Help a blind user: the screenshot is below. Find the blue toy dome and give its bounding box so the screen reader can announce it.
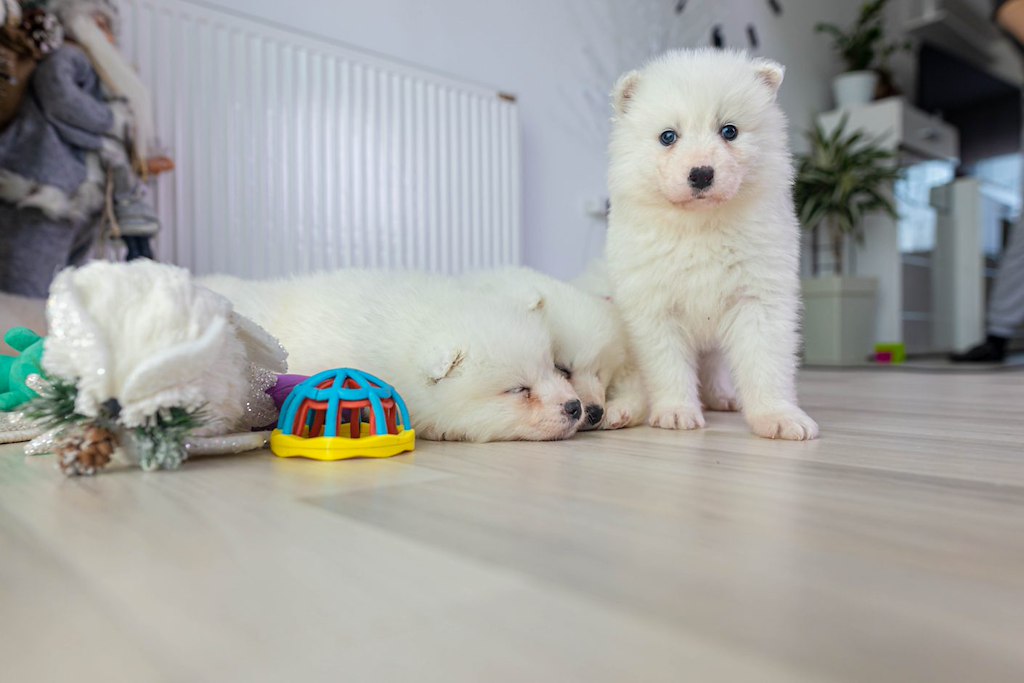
[277,368,411,439]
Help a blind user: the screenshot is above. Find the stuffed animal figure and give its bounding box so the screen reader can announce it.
[1,260,288,475]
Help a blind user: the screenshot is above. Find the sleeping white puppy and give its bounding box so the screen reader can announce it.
[465,266,647,430]
[201,269,584,442]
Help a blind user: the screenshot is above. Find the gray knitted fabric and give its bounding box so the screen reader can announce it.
[0,43,112,196]
[0,202,98,298]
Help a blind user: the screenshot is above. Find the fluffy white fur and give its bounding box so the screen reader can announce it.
[44,260,286,436]
[465,266,647,430]
[0,153,105,222]
[606,49,818,440]
[201,269,584,442]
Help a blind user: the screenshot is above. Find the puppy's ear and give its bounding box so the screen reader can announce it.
[753,58,784,99]
[611,70,641,117]
[228,310,288,373]
[526,288,544,312]
[427,347,466,383]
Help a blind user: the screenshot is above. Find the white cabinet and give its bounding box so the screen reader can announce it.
[817,97,959,345]
[930,178,986,352]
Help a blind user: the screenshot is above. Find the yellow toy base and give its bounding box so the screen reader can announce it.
[270,425,416,461]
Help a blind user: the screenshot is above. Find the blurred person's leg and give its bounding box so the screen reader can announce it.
[988,222,1024,338]
[952,221,1024,362]
[951,0,1024,363]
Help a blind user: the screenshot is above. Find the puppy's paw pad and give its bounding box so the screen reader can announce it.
[648,407,705,431]
[748,409,819,441]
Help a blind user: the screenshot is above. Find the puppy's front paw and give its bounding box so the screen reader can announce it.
[648,406,705,431]
[601,402,633,430]
[601,407,629,430]
[747,407,819,441]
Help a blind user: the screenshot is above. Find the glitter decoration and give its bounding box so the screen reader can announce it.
[25,426,63,455]
[44,272,111,418]
[244,364,280,430]
[24,373,51,395]
[0,409,44,444]
[184,431,270,456]
[0,410,32,432]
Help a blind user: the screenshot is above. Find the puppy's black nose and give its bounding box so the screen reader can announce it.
[563,399,582,422]
[585,404,604,426]
[688,165,715,191]
[102,398,122,418]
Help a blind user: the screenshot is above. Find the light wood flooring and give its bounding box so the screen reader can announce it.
[1,368,1023,682]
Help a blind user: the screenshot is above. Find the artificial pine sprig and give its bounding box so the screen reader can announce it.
[23,377,87,430]
[25,378,208,472]
[133,406,206,471]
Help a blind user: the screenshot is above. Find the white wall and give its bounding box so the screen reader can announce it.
[196,0,855,279]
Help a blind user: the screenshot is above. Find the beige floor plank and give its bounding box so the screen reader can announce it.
[1,369,1022,682]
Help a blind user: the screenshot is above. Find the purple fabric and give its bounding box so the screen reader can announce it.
[267,374,310,410]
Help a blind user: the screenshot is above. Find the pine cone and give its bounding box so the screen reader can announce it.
[56,424,117,476]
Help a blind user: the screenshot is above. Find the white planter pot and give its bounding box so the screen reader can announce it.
[801,276,878,366]
[831,70,879,108]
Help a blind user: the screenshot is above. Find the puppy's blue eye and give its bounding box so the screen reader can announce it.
[720,124,738,141]
[506,386,530,396]
[659,130,678,146]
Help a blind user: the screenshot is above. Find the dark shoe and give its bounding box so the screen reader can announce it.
[950,335,1008,363]
[124,236,154,261]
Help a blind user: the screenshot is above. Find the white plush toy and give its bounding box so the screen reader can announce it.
[1,260,287,475]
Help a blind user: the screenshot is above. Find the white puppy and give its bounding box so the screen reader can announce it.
[464,266,646,430]
[201,270,584,442]
[606,49,818,440]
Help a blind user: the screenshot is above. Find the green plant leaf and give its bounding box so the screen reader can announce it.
[819,0,898,72]
[793,114,902,267]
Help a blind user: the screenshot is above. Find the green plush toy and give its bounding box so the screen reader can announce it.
[0,327,46,411]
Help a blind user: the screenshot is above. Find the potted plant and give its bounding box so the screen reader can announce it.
[815,0,908,107]
[794,116,902,365]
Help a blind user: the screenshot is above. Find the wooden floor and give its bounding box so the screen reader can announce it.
[1,368,1023,682]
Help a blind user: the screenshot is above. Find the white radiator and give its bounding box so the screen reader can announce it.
[120,0,521,278]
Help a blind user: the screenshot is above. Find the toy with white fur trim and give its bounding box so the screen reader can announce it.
[0,260,288,474]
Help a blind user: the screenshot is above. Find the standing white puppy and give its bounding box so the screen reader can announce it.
[606,49,818,440]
